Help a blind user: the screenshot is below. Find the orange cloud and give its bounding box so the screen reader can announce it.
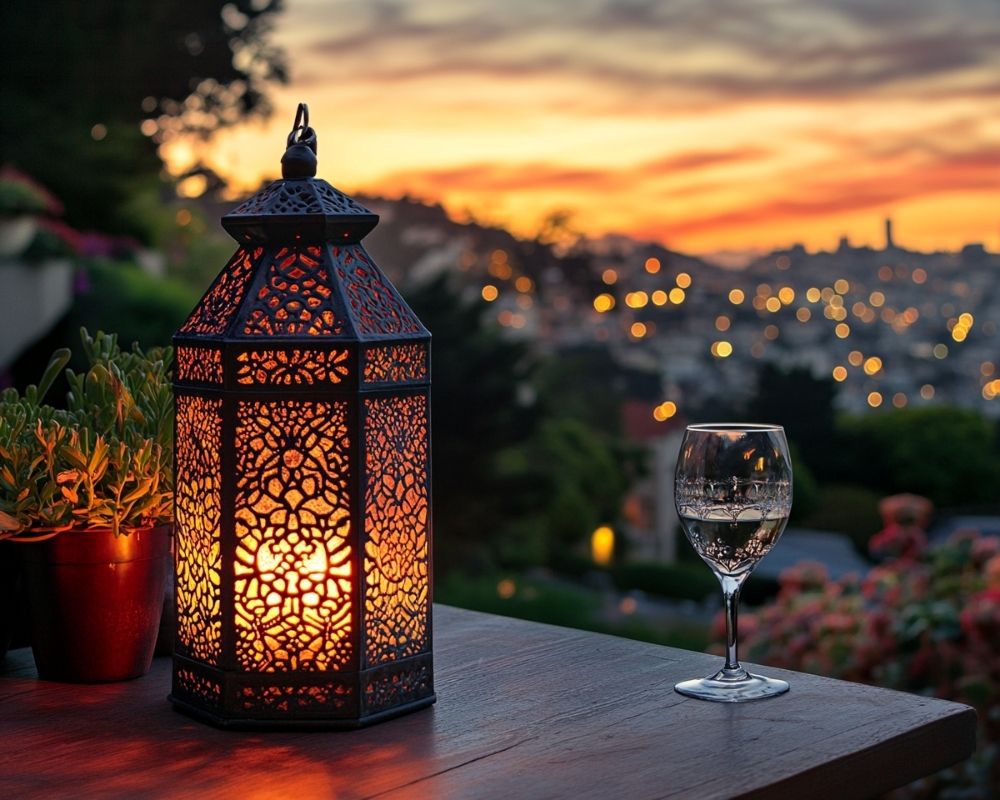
[632,146,1000,241]
[377,147,769,194]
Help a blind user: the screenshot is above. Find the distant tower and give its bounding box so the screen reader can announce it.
[885,217,894,250]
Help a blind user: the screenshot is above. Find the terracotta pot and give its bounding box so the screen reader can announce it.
[0,541,22,662]
[21,525,170,682]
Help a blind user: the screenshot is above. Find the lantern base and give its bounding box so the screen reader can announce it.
[169,652,435,729]
[168,691,436,730]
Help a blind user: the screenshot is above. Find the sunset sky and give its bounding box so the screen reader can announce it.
[163,0,1000,257]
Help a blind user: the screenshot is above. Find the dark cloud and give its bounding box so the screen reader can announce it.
[305,0,1000,104]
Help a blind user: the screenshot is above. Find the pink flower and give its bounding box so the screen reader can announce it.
[971,536,1000,567]
[778,560,829,595]
[820,612,856,633]
[870,523,927,561]
[986,554,1000,590]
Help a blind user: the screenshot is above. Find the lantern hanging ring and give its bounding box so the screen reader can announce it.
[287,102,317,152]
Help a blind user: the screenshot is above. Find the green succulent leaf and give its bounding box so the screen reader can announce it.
[36,348,71,402]
[0,328,174,539]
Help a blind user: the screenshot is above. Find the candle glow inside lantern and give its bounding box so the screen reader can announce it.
[170,105,434,727]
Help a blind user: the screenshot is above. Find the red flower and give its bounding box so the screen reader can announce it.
[986,553,1000,590]
[870,523,927,561]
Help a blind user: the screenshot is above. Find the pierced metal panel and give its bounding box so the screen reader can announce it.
[363,394,430,666]
[364,661,433,715]
[234,399,354,672]
[242,245,346,337]
[174,395,223,665]
[176,346,223,385]
[364,343,428,385]
[179,247,261,336]
[236,349,350,386]
[237,681,353,713]
[175,664,223,710]
[334,246,424,336]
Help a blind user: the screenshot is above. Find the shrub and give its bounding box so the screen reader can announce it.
[799,483,883,556]
[69,260,197,350]
[738,531,1000,796]
[611,561,721,603]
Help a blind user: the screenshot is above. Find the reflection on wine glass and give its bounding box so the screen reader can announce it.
[674,423,793,702]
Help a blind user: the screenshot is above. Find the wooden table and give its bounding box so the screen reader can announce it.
[0,605,976,799]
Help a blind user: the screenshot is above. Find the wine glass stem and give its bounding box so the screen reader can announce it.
[721,575,744,672]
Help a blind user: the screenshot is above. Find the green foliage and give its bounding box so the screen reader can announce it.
[799,484,883,555]
[497,417,634,564]
[599,618,710,651]
[609,561,718,602]
[534,345,654,436]
[402,276,637,574]
[746,362,839,479]
[436,570,711,650]
[168,215,238,287]
[436,571,602,630]
[402,275,540,572]
[69,260,198,350]
[115,179,184,249]
[22,225,77,261]
[0,174,50,216]
[0,330,173,538]
[787,441,820,523]
[549,548,776,605]
[840,406,1000,507]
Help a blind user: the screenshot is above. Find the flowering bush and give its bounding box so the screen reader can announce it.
[0,165,61,217]
[736,531,1000,797]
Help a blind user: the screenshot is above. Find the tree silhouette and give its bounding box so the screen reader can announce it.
[747,363,838,479]
[841,407,1000,508]
[0,0,287,236]
[402,275,541,572]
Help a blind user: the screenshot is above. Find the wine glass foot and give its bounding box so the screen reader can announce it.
[675,670,789,703]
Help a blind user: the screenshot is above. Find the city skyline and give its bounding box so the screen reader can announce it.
[161,0,1000,255]
[351,195,1000,417]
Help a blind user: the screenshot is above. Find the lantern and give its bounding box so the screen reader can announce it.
[169,104,434,728]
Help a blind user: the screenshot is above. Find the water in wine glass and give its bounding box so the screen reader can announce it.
[679,509,789,578]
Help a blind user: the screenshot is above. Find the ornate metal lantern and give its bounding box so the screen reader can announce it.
[170,105,434,728]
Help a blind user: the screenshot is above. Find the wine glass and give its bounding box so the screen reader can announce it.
[674,423,793,702]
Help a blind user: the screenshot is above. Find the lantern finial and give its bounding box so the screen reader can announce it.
[281,102,318,180]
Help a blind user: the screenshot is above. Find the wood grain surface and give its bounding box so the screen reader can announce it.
[0,605,976,799]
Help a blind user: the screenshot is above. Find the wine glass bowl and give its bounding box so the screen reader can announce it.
[674,423,792,702]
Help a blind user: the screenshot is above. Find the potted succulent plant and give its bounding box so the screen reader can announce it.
[0,329,173,681]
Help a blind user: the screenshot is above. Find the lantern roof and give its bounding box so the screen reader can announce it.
[222,103,379,246]
[177,104,428,343]
[222,179,379,246]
